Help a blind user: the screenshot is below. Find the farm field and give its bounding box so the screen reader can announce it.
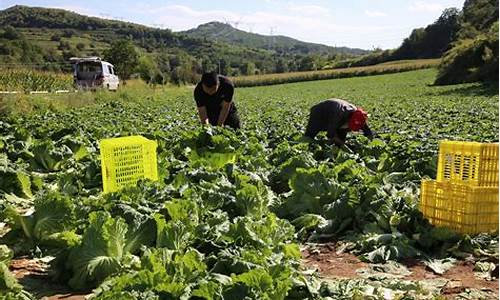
[1,69,499,299]
[229,59,439,87]
[0,69,73,92]
[0,59,438,92]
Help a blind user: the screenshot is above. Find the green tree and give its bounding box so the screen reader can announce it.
[435,21,499,85]
[57,41,71,51]
[136,55,157,84]
[2,26,22,40]
[218,58,230,75]
[275,58,289,73]
[103,39,139,80]
[156,53,171,83]
[201,56,217,73]
[63,29,76,38]
[169,53,200,84]
[51,34,62,42]
[76,43,85,51]
[298,56,315,71]
[241,62,256,75]
[394,8,460,59]
[288,58,300,72]
[460,0,499,38]
[434,0,498,85]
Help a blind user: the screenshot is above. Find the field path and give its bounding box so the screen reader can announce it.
[301,242,499,299]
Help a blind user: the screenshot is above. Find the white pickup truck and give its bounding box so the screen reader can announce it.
[71,57,119,91]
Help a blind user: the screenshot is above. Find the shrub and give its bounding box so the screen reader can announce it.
[435,22,499,85]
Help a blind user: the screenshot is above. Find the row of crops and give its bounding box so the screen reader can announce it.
[0,69,498,299]
[230,59,440,87]
[0,69,73,92]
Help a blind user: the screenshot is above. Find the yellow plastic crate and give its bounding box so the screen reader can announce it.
[437,141,499,187]
[99,136,158,193]
[420,179,498,234]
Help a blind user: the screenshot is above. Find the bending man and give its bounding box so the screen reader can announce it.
[194,72,240,129]
[305,99,373,146]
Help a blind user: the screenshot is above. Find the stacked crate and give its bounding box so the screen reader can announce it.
[420,141,499,234]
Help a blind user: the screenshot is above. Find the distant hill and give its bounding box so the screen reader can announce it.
[0,5,151,31]
[0,5,369,83]
[0,5,201,56]
[182,21,368,56]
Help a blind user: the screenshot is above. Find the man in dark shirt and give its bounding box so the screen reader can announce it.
[304,99,373,146]
[194,72,240,129]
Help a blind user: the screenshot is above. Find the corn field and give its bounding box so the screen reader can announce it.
[0,69,73,92]
[230,59,440,87]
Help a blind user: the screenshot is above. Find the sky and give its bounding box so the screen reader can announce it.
[0,0,465,50]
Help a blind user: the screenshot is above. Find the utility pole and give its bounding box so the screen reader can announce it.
[273,28,276,49]
[268,26,276,50]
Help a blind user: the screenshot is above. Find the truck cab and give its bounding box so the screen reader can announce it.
[71,57,119,91]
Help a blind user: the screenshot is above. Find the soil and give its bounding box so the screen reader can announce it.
[9,243,499,299]
[301,242,499,299]
[10,258,89,300]
[301,242,368,278]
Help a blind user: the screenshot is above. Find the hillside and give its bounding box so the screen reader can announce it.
[0,5,369,80]
[182,21,368,56]
[0,5,265,62]
[0,5,366,56]
[330,0,498,86]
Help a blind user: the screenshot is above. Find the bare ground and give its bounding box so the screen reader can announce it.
[10,258,89,300]
[10,244,499,299]
[301,242,499,299]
